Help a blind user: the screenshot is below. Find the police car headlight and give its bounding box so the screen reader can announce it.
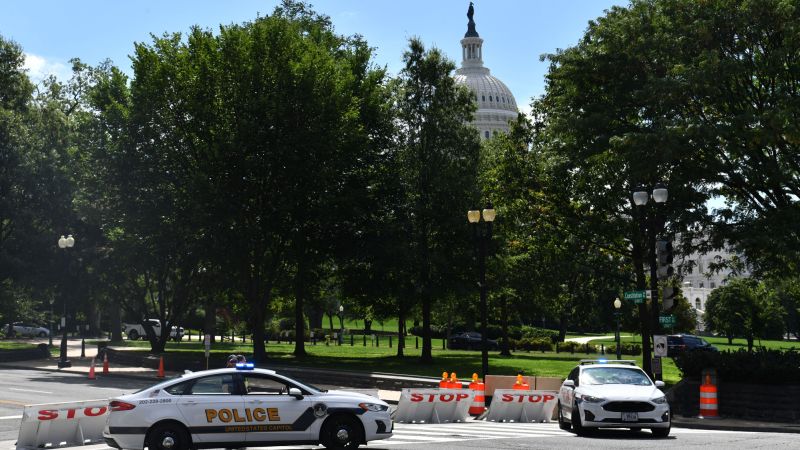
[652,395,667,404]
[359,402,389,412]
[579,394,604,403]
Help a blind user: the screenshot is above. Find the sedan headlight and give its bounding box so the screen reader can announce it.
[359,402,389,412]
[652,395,668,404]
[579,394,605,403]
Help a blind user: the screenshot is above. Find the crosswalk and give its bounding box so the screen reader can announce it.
[382,421,566,445]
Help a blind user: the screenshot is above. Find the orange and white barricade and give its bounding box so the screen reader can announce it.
[468,373,486,416]
[16,399,109,450]
[485,390,558,423]
[699,374,719,418]
[395,389,475,423]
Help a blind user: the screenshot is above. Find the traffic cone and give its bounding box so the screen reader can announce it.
[157,356,165,378]
[448,372,462,389]
[513,374,530,390]
[102,353,109,374]
[439,372,450,388]
[88,358,96,380]
[468,373,486,416]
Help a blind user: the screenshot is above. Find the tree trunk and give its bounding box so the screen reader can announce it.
[727,334,733,345]
[364,319,372,334]
[204,298,216,343]
[293,260,307,357]
[110,299,123,342]
[558,312,568,343]
[746,334,754,352]
[328,314,334,333]
[397,305,405,357]
[251,298,267,362]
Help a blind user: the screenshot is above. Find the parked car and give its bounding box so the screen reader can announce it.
[122,319,184,341]
[447,332,499,350]
[557,359,670,437]
[666,334,717,357]
[8,322,50,338]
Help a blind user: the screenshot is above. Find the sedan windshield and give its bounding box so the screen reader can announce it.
[580,367,652,386]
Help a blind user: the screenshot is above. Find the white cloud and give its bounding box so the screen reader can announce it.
[23,53,72,84]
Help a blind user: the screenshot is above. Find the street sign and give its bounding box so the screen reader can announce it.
[653,335,667,357]
[659,315,675,326]
[624,290,647,304]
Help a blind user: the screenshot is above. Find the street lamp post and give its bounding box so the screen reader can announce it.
[614,297,622,360]
[468,203,496,379]
[632,184,668,378]
[57,234,74,369]
[338,305,344,346]
[48,298,54,347]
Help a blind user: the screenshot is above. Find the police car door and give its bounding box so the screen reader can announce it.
[176,373,246,446]
[242,373,312,444]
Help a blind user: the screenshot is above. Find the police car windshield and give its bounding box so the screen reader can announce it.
[581,367,652,386]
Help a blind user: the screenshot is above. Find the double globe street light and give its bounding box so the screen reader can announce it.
[468,204,496,378]
[631,183,668,379]
[57,234,75,369]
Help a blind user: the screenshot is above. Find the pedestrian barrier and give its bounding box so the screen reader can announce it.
[485,390,558,423]
[16,399,109,450]
[394,388,476,424]
[468,373,486,416]
[699,374,719,418]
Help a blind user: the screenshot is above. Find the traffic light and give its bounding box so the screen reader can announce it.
[661,285,676,311]
[656,240,674,280]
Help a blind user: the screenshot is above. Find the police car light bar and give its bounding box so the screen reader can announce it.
[579,359,637,366]
[235,363,255,370]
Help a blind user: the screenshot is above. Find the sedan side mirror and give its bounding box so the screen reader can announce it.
[562,380,575,388]
[288,387,304,399]
[655,380,665,388]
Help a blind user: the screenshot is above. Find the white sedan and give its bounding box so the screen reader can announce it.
[557,360,671,437]
[103,364,392,450]
[10,322,49,337]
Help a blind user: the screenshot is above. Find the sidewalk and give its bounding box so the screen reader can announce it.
[2,339,797,433]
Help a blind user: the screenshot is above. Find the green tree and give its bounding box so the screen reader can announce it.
[704,278,784,350]
[391,38,481,363]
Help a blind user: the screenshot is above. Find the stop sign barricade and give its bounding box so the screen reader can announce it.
[485,390,558,423]
[16,399,109,450]
[394,388,475,423]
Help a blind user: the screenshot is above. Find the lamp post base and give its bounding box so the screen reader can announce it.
[57,359,72,368]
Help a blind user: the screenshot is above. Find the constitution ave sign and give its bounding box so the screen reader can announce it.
[624,290,647,304]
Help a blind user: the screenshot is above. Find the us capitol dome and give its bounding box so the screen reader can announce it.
[454,2,519,139]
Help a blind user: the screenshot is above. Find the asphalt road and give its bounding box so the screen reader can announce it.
[1,368,796,450]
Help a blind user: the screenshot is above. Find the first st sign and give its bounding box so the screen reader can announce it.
[624,290,647,304]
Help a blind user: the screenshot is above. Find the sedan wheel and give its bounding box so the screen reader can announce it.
[146,423,190,450]
[38,331,47,338]
[558,402,571,431]
[128,330,139,340]
[321,415,362,449]
[571,402,590,436]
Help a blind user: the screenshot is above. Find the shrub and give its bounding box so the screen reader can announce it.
[674,348,800,384]
[519,326,560,342]
[606,343,642,356]
[515,337,554,352]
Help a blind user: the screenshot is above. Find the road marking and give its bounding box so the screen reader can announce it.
[0,399,26,406]
[8,388,52,394]
[0,415,22,420]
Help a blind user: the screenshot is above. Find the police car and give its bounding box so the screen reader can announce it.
[102,364,392,450]
[557,360,670,437]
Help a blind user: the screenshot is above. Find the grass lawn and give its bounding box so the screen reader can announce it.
[0,341,38,350]
[105,335,682,386]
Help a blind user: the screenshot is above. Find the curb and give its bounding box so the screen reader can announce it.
[671,418,800,434]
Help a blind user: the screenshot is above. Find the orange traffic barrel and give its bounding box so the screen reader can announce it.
[512,374,530,390]
[448,372,463,389]
[468,373,486,416]
[439,372,450,388]
[699,374,719,418]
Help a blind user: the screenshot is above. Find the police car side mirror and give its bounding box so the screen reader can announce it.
[655,380,665,388]
[562,380,575,388]
[288,388,303,399]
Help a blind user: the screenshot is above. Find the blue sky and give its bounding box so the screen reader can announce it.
[2,0,626,113]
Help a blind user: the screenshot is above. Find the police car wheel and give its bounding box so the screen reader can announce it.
[321,415,362,449]
[651,426,670,438]
[557,402,570,431]
[146,423,191,450]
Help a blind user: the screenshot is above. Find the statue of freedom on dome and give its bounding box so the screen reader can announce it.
[467,2,474,21]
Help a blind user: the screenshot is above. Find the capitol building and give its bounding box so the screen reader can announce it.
[454,3,519,139]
